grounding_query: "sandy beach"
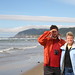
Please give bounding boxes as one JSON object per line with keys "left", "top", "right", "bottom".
{"left": 0, "top": 38, "right": 43, "bottom": 75}
{"left": 0, "top": 60, "right": 43, "bottom": 75}
{"left": 22, "top": 63, "right": 43, "bottom": 75}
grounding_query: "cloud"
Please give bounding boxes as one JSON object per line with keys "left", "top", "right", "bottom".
{"left": 0, "top": 25, "right": 75, "bottom": 33}
{"left": 60, "top": 0, "right": 75, "bottom": 5}
{"left": 0, "top": 15, "right": 75, "bottom": 23}
{"left": 0, "top": 15, "right": 75, "bottom": 32}
{"left": 0, "top": 25, "right": 50, "bottom": 32}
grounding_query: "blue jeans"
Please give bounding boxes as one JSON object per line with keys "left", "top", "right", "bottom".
{"left": 64, "top": 67, "right": 74, "bottom": 75}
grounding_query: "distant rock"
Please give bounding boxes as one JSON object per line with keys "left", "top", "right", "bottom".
{"left": 14, "top": 28, "right": 49, "bottom": 38}
{"left": 14, "top": 27, "right": 75, "bottom": 38}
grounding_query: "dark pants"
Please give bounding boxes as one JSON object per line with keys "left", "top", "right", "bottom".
{"left": 44, "top": 66, "right": 61, "bottom": 75}
{"left": 64, "top": 67, "right": 74, "bottom": 75}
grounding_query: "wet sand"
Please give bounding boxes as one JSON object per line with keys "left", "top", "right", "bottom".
{"left": 22, "top": 63, "right": 43, "bottom": 75}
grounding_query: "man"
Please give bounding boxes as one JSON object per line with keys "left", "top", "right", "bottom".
{"left": 38, "top": 25, "right": 65, "bottom": 75}
{"left": 60, "top": 32, "right": 75, "bottom": 75}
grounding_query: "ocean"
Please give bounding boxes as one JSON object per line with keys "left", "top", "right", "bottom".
{"left": 0, "top": 38, "right": 43, "bottom": 75}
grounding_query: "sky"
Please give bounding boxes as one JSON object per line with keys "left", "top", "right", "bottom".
{"left": 0, "top": 0, "right": 75, "bottom": 37}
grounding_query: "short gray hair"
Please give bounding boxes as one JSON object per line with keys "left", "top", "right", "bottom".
{"left": 66, "top": 31, "right": 74, "bottom": 38}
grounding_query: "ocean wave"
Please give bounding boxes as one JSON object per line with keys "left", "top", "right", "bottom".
{"left": 14, "top": 46, "right": 37, "bottom": 50}
{"left": 0, "top": 47, "right": 14, "bottom": 53}
{"left": 0, "top": 37, "right": 37, "bottom": 40}
{"left": 0, "top": 45, "right": 37, "bottom": 53}
{"left": 0, "top": 38, "right": 37, "bottom": 43}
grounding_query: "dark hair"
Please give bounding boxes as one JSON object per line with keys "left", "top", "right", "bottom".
{"left": 50, "top": 25, "right": 58, "bottom": 31}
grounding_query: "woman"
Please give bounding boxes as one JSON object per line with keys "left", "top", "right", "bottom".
{"left": 60, "top": 32, "right": 75, "bottom": 75}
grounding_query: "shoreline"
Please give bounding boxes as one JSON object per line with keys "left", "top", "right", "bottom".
{"left": 0, "top": 60, "right": 42, "bottom": 75}
{"left": 22, "top": 63, "right": 43, "bottom": 75}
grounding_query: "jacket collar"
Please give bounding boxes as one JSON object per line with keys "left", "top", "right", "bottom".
{"left": 61, "top": 41, "right": 75, "bottom": 50}
{"left": 72, "top": 42, "right": 75, "bottom": 49}
{"left": 61, "top": 43, "right": 67, "bottom": 50}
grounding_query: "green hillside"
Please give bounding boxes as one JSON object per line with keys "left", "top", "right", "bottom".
{"left": 14, "top": 27, "right": 75, "bottom": 38}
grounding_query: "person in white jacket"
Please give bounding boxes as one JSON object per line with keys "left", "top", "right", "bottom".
{"left": 60, "top": 32, "right": 75, "bottom": 75}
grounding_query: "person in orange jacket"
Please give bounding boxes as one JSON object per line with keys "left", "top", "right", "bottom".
{"left": 38, "top": 25, "right": 65, "bottom": 75}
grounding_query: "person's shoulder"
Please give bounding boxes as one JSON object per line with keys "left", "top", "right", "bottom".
{"left": 60, "top": 39, "right": 65, "bottom": 41}
{"left": 61, "top": 43, "right": 67, "bottom": 50}
{"left": 59, "top": 39, "right": 66, "bottom": 46}
{"left": 72, "top": 41, "right": 75, "bottom": 48}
